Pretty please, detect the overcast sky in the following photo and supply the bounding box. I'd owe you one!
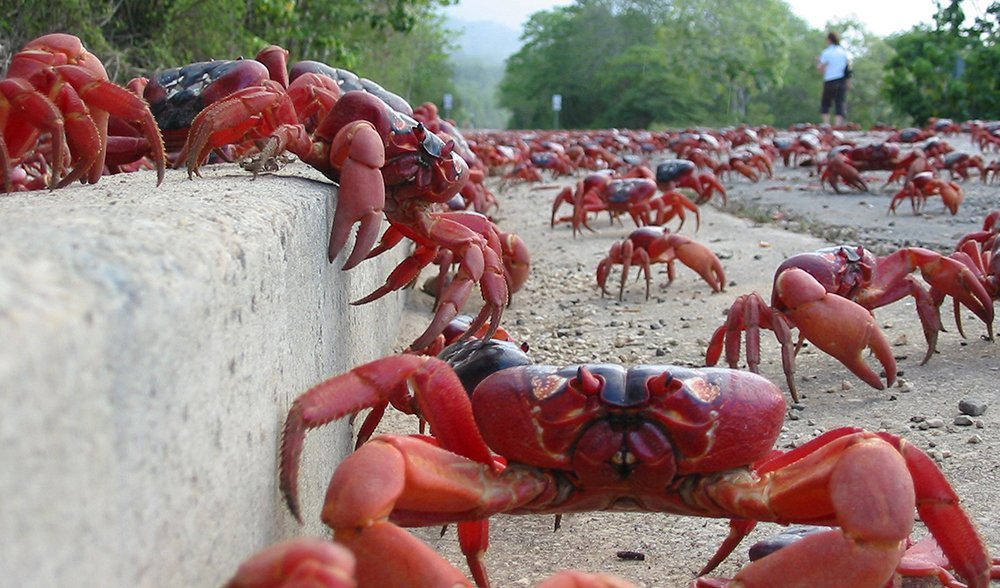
[443,0,983,37]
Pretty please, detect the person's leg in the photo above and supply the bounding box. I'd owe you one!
[820,81,835,125]
[834,80,847,126]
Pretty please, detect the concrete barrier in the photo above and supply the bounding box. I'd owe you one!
[0,163,408,587]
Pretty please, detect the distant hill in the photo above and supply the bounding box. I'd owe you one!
[446,18,522,64]
[445,18,521,129]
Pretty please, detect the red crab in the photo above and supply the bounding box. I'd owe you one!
[719,148,773,183]
[848,142,901,172]
[941,152,986,182]
[1,33,166,192]
[416,227,530,317]
[819,148,868,193]
[881,148,932,188]
[177,50,517,351]
[773,133,821,167]
[550,173,698,236]
[886,127,933,143]
[223,536,642,588]
[706,245,994,401]
[596,226,726,300]
[278,350,993,588]
[943,211,1000,339]
[888,171,964,216]
[654,158,726,206]
[135,45,293,161]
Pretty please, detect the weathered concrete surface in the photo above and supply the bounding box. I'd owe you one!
[0,163,406,587]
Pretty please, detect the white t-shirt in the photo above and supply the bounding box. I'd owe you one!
[819,44,849,81]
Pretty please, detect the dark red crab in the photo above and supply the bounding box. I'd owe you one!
[1,33,165,192]
[167,46,517,351]
[277,345,994,588]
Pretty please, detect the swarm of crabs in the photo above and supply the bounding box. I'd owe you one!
[6,33,1000,588]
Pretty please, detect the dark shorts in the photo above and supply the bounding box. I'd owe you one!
[821,78,848,116]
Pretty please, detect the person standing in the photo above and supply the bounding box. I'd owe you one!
[817,31,850,127]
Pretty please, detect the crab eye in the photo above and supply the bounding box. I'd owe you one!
[569,365,602,395]
[647,372,682,397]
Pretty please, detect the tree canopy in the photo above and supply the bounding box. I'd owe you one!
[0,0,458,107]
[883,0,1000,124]
[497,0,911,129]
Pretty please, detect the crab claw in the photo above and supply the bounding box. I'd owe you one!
[651,234,726,293]
[697,172,727,206]
[776,267,896,390]
[223,538,357,588]
[328,120,386,270]
[0,78,68,190]
[498,230,531,295]
[822,153,868,193]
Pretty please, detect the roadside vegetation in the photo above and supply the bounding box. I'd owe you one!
[3,0,998,129]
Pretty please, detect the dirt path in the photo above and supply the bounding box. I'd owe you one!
[384,131,1000,587]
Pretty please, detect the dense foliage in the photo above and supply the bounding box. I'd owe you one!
[0,0,458,107]
[5,0,998,130]
[884,1,1000,124]
[498,0,907,130]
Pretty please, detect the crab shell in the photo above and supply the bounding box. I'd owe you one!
[470,364,786,502]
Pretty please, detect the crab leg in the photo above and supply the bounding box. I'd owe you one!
[39,79,102,189]
[324,435,553,587]
[697,428,991,588]
[52,65,167,185]
[280,355,496,522]
[861,247,995,358]
[705,292,798,401]
[403,211,510,352]
[182,85,300,176]
[0,78,67,189]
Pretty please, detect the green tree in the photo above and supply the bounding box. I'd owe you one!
[352,9,456,108]
[592,44,698,128]
[880,0,1000,124]
[1,0,458,105]
[962,2,1000,117]
[498,0,844,129]
[500,1,659,129]
[663,0,793,124]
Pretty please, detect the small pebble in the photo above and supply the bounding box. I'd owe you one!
[968,434,983,444]
[958,399,988,416]
[954,415,974,426]
[616,551,645,561]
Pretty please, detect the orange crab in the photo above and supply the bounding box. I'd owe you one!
[596,226,726,300]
